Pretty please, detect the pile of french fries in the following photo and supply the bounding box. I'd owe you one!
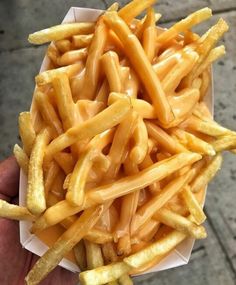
[1,0,235,284]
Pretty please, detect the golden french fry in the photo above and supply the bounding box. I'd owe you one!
[161,51,199,93]
[153,54,179,80]
[35,62,83,86]
[182,115,233,137]
[66,148,96,206]
[34,89,63,137]
[13,144,29,174]
[154,208,207,239]
[74,240,87,271]
[130,116,148,164]
[212,135,236,152]
[52,73,76,130]
[80,21,108,100]
[123,68,139,98]
[107,111,137,178]
[119,274,133,285]
[18,112,36,156]
[45,97,131,161]
[195,45,225,78]
[142,8,156,62]
[55,39,71,53]
[0,199,34,221]
[28,22,95,44]
[108,92,156,119]
[145,121,188,154]
[101,51,122,92]
[124,230,186,268]
[95,80,110,103]
[27,129,51,215]
[79,262,131,285]
[57,48,88,66]
[156,8,212,45]
[54,152,75,175]
[181,185,206,225]
[136,219,160,242]
[103,11,173,124]
[131,171,192,234]
[199,70,210,100]
[118,0,157,24]
[46,44,60,66]
[117,234,132,256]
[84,240,104,269]
[85,229,113,244]
[72,34,93,48]
[171,128,215,156]
[102,242,119,264]
[87,152,201,204]
[191,154,223,193]
[25,206,103,285]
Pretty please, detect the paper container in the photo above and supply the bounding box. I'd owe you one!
[19,7,213,275]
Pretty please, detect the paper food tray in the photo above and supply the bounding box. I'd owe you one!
[19,7,213,275]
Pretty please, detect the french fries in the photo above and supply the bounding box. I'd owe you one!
[3,1,234,284]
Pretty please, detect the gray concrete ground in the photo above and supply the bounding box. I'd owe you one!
[0,1,236,284]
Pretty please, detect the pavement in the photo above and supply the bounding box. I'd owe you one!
[0,1,236,284]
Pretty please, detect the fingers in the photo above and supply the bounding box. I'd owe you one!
[0,156,19,198]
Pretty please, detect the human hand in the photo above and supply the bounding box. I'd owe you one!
[0,156,78,285]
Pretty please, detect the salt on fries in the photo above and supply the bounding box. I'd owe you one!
[1,0,233,284]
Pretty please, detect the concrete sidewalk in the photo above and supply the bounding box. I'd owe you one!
[0,1,235,284]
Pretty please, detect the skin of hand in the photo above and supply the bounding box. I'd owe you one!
[0,156,78,285]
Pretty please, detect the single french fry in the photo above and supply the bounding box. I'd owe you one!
[74,240,87,271]
[195,45,225,78]
[131,171,192,234]
[46,45,60,66]
[57,48,88,66]
[27,129,51,215]
[13,144,29,175]
[115,158,139,252]
[104,11,174,124]
[171,128,215,156]
[55,39,71,53]
[136,219,160,242]
[142,8,156,62]
[184,30,200,45]
[154,208,207,239]
[212,135,236,152]
[106,111,137,179]
[118,0,157,24]
[102,242,119,264]
[25,206,103,285]
[54,152,75,175]
[153,54,179,80]
[52,73,76,130]
[124,230,186,268]
[0,199,34,221]
[87,152,201,204]
[130,116,148,164]
[108,92,156,119]
[45,97,131,161]
[80,21,108,100]
[84,240,104,269]
[161,51,199,93]
[34,89,63,137]
[146,121,188,154]
[183,115,233,137]
[156,8,212,45]
[72,34,93,48]
[199,70,210,100]
[101,51,122,92]
[85,229,113,244]
[192,77,202,89]
[79,262,130,285]
[18,112,36,156]
[191,154,223,193]
[28,22,95,44]
[66,148,96,206]
[35,62,83,86]
[181,185,206,225]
